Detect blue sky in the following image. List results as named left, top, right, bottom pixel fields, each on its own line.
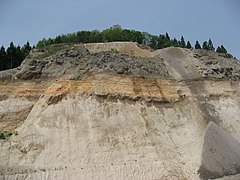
left=0, top=0, right=240, bottom=59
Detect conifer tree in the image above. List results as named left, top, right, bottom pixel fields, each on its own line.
left=6, top=42, right=16, bottom=69
left=202, top=41, right=208, bottom=50
left=171, top=38, right=179, bottom=47
left=180, top=36, right=186, bottom=48
left=216, top=45, right=227, bottom=54
left=166, top=32, right=170, bottom=41
left=208, top=39, right=215, bottom=51
left=220, top=45, right=227, bottom=54
left=15, top=46, right=23, bottom=67
left=21, top=42, right=32, bottom=58
left=186, top=41, right=192, bottom=49
left=0, top=46, right=6, bottom=70
left=194, top=41, right=201, bottom=49
left=216, top=46, right=221, bottom=53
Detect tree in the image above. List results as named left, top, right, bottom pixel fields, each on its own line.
left=15, top=46, right=23, bottom=67
left=157, top=34, right=171, bottom=49
left=6, top=42, right=16, bottom=69
left=135, top=31, right=144, bottom=44
left=32, top=26, right=234, bottom=59
left=208, top=39, right=215, bottom=51
left=24, top=42, right=31, bottom=52
left=216, top=46, right=222, bottom=53
left=195, top=41, right=201, bottom=49
left=220, top=45, right=227, bottom=54
left=202, top=41, right=208, bottom=50
left=186, top=41, right=192, bottom=49
left=216, top=45, right=227, bottom=54
left=0, top=46, right=6, bottom=70
left=171, top=38, right=179, bottom=47
left=148, top=35, right=161, bottom=49
left=180, top=36, right=186, bottom=48
left=102, top=24, right=124, bottom=42
left=36, top=38, right=47, bottom=48
left=166, top=32, right=170, bottom=41
left=21, top=41, right=32, bottom=58
left=55, top=36, right=62, bottom=44
left=0, top=43, right=32, bottom=71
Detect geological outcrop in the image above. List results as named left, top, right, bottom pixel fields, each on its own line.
left=0, top=42, right=240, bottom=179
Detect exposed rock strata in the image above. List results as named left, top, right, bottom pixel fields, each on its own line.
left=0, top=42, right=239, bottom=179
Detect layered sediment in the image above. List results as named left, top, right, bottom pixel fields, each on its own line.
left=0, top=42, right=240, bottom=179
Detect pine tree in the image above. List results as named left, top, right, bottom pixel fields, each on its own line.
left=21, top=41, right=32, bottom=58
left=216, top=46, right=222, bottom=53
left=220, top=45, right=227, bottom=54
left=195, top=41, right=201, bottom=49
left=180, top=36, right=186, bottom=48
left=6, top=42, right=16, bottom=69
left=0, top=46, right=6, bottom=70
left=55, top=36, right=62, bottom=44
left=186, top=41, right=192, bottom=49
left=171, top=38, right=179, bottom=47
left=24, top=42, right=31, bottom=52
left=216, top=45, right=227, bottom=54
left=15, top=46, right=23, bottom=67
left=208, top=39, right=215, bottom=51
left=202, top=41, right=208, bottom=50
left=0, top=43, right=32, bottom=71
left=166, top=32, right=170, bottom=41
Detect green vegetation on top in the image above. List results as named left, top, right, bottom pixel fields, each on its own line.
left=36, top=25, right=233, bottom=58
left=0, top=25, right=235, bottom=72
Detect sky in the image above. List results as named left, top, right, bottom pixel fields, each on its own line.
left=0, top=0, right=240, bottom=59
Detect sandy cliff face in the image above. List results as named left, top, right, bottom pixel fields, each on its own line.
left=0, top=42, right=240, bottom=179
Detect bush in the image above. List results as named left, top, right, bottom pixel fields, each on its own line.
left=111, top=48, right=119, bottom=53
left=0, top=131, right=17, bottom=140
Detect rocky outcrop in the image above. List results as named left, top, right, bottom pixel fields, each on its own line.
left=194, top=50, right=240, bottom=80
left=10, top=44, right=170, bottom=80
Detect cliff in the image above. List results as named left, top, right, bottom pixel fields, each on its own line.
left=0, top=42, right=240, bottom=179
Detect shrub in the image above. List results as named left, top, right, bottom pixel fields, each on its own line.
left=0, top=131, right=17, bottom=140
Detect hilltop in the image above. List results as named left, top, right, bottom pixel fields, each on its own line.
left=1, top=42, right=240, bottom=81
left=0, top=26, right=236, bottom=74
